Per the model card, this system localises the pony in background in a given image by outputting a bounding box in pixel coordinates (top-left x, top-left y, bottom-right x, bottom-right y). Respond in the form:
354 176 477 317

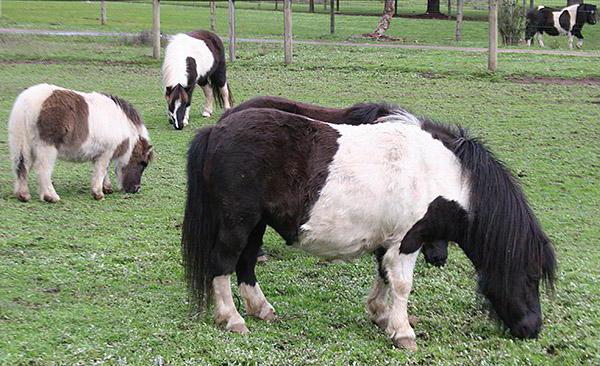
526 4 597 49
220 96 449 267
8 84 153 202
182 106 556 350
162 30 233 130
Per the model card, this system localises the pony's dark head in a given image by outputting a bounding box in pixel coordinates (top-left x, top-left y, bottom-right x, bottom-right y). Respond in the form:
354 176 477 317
442 127 557 339
579 4 597 24
165 84 194 130
116 137 154 193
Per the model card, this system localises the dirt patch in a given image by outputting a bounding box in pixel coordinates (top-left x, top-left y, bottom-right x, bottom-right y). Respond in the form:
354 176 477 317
509 76 600 86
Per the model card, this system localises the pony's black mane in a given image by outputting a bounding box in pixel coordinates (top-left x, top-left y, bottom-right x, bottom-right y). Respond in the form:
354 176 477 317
343 102 399 125
419 118 557 302
102 93 143 126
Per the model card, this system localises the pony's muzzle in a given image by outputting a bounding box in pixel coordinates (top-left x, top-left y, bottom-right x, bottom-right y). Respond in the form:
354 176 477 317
510 314 541 339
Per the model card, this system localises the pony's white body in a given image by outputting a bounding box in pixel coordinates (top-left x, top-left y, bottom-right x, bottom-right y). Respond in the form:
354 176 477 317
8 83 150 202
298 120 469 259
10 84 147 162
162 34 214 88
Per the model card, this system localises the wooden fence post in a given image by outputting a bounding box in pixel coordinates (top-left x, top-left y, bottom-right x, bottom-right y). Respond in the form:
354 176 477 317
447 0 451 19
336 0 340 12
455 0 464 41
210 0 216 31
330 0 335 34
228 0 236 62
309 0 315 13
152 0 160 59
284 0 292 65
100 0 107 25
488 0 498 72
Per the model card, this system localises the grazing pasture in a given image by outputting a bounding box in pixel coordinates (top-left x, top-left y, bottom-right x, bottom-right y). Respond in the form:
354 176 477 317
1 18 600 366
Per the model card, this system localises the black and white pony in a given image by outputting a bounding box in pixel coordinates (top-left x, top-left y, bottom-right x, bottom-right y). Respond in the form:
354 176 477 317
526 4 597 49
162 30 233 130
221 96 449 267
182 107 556 350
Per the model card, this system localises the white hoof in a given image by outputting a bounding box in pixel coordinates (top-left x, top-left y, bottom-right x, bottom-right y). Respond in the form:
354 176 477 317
202 111 212 118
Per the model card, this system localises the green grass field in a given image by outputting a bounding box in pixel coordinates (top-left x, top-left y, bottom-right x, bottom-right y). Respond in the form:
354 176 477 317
2 0 600 50
1 2 600 365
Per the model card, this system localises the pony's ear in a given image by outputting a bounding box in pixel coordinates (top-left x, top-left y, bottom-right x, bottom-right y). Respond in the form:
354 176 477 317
165 87 173 98
146 145 154 161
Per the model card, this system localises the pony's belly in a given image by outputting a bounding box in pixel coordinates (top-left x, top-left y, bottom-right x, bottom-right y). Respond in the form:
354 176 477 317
295 226 383 259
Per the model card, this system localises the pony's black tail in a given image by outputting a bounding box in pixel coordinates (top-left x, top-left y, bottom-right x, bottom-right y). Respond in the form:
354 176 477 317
182 126 217 312
211 83 234 109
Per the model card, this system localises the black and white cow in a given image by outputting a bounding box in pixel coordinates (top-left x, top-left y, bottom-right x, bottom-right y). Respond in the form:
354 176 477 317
525 3 597 49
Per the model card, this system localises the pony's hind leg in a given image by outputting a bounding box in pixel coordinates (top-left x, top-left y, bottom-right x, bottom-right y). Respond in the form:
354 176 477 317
213 274 248 334
211 224 258 334
236 223 276 321
220 83 231 110
200 83 214 117
33 144 59 203
12 149 33 202
383 248 419 351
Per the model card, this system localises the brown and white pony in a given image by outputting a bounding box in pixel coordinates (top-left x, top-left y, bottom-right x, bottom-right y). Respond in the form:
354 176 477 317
220 96 450 267
182 107 556 350
8 84 153 202
162 30 233 130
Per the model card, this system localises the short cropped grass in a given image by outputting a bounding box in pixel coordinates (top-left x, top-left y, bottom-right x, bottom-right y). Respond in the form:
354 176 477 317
0 34 599 365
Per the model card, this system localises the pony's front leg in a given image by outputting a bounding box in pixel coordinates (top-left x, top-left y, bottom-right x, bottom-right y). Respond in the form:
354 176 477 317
367 276 389 329
213 275 249 334
537 32 545 47
102 164 113 194
91 153 111 200
383 248 420 351
201 85 214 117
568 33 574 49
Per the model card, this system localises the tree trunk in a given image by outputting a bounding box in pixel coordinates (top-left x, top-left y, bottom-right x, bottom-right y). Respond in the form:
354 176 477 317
456 0 464 41
427 0 441 14
368 0 395 39
309 0 314 13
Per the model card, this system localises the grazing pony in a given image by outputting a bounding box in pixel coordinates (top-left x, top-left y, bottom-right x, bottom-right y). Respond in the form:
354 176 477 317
220 96 449 267
182 108 556 350
526 4 597 49
8 84 153 202
162 30 233 130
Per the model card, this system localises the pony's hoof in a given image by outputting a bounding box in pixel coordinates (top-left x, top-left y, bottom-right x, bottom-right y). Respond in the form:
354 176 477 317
42 194 60 203
393 337 417 351
103 186 113 194
257 306 276 321
16 192 31 202
92 192 105 201
202 111 212 118
228 322 249 334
